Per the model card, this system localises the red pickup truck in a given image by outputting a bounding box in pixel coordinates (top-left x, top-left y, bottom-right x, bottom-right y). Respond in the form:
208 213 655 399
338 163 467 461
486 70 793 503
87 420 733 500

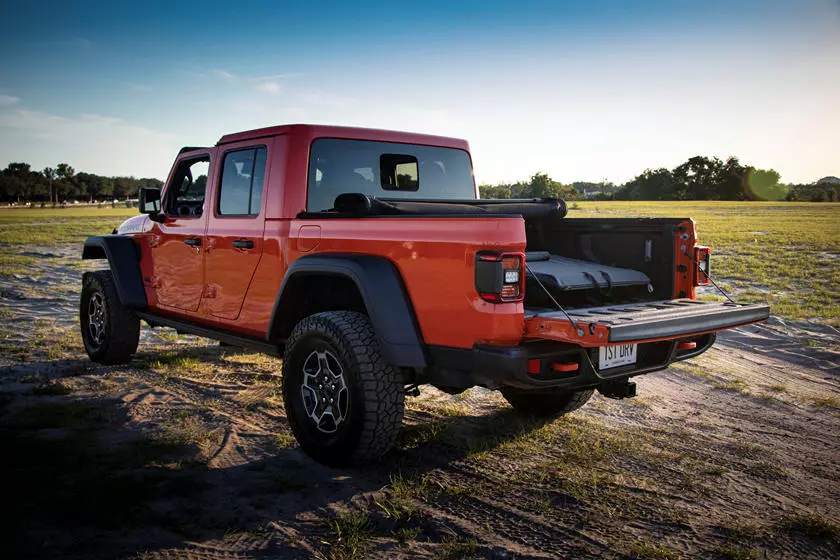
80 124 769 466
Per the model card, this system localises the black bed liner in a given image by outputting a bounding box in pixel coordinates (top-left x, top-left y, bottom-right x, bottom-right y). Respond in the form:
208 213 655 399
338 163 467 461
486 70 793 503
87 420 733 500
529 299 770 343
525 251 652 292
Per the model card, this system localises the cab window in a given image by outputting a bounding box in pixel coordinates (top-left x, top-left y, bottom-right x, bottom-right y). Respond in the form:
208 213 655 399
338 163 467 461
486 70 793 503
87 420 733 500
217 147 267 216
166 157 210 218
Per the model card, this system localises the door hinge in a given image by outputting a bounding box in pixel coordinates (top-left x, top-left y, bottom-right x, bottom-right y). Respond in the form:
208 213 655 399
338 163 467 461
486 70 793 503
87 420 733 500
205 237 216 252
204 284 218 299
149 276 162 288
148 235 161 248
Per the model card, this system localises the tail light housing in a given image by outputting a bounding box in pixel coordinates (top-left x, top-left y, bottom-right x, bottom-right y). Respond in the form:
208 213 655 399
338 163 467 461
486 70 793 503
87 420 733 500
475 251 525 303
694 246 711 286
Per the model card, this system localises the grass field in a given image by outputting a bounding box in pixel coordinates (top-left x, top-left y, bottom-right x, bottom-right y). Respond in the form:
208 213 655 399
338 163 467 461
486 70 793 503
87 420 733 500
571 202 839 325
1 202 838 324
1 203 837 558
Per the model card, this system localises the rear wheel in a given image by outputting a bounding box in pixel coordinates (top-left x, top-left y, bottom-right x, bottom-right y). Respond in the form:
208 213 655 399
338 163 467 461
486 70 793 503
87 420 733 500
501 387 594 417
282 311 405 467
80 270 140 365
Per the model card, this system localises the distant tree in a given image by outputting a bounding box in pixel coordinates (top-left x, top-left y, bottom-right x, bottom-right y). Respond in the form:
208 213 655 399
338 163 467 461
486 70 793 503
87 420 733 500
617 168 676 200
673 156 722 199
53 163 76 204
75 172 114 202
520 172 575 199
1 163 35 202
746 168 787 200
43 167 55 205
55 163 74 181
479 184 511 199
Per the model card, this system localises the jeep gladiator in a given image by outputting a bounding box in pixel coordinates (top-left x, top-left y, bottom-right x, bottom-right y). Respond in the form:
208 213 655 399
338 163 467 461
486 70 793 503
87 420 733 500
80 124 770 466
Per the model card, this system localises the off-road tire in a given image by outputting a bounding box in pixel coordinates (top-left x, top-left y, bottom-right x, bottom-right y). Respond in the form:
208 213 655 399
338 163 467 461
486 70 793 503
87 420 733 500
282 311 405 467
80 270 140 365
501 387 594 417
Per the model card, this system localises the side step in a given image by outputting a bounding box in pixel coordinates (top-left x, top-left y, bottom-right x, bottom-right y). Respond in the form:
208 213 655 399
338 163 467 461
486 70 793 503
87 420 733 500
136 312 282 356
525 299 770 347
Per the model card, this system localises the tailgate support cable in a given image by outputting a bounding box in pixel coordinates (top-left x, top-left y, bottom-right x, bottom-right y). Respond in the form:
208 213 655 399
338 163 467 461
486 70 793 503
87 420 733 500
682 250 737 304
525 263 584 337
526 262 601 373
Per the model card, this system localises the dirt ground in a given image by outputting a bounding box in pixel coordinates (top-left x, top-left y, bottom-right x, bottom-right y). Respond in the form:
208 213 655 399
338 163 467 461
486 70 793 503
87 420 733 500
1 248 838 559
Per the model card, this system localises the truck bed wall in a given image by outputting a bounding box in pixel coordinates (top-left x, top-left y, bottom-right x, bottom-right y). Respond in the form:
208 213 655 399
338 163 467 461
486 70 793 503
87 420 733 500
524 217 687 304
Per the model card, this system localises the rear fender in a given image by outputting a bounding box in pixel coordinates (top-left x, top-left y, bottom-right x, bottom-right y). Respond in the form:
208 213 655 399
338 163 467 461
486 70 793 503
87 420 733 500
268 253 426 368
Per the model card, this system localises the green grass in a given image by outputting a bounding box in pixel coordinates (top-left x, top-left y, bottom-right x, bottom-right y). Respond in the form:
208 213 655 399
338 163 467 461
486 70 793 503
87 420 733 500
318 510 372 560
714 377 749 393
273 433 297 449
716 543 759 560
432 536 478 560
629 540 681 559
0 206 136 246
777 513 839 539
810 396 840 411
573 201 840 325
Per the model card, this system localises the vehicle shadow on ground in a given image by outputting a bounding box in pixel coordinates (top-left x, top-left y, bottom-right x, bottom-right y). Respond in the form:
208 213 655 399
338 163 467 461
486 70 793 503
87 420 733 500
0 363 552 559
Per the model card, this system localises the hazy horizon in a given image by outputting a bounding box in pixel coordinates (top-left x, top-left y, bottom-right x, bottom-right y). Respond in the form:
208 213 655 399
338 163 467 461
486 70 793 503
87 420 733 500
1 0 838 185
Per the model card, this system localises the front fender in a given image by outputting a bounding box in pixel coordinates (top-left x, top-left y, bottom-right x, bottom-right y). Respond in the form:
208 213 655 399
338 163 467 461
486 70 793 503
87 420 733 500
82 235 147 310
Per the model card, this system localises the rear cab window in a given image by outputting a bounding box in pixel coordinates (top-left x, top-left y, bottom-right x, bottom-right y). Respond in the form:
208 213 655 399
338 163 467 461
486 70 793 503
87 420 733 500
306 139 474 212
217 147 267 216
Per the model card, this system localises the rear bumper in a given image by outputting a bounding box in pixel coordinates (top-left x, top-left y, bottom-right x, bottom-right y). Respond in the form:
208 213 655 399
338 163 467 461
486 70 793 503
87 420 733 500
426 333 716 391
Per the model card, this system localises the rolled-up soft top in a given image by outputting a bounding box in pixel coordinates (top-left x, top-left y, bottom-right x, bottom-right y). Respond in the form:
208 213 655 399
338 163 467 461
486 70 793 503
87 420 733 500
329 193 567 219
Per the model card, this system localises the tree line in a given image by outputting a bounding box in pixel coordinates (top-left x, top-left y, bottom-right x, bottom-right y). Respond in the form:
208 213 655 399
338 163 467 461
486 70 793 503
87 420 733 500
2 155 836 205
1 162 163 204
479 156 838 202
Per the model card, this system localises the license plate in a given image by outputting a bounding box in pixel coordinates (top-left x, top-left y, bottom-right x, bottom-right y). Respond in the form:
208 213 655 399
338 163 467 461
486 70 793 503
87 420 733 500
599 344 637 369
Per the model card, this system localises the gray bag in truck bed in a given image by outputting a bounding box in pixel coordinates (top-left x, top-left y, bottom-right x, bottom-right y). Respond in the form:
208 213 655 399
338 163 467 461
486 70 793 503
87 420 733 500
525 251 652 292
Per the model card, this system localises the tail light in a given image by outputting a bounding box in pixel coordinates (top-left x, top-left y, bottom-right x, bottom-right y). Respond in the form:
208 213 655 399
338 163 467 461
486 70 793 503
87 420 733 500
475 251 525 303
694 246 711 286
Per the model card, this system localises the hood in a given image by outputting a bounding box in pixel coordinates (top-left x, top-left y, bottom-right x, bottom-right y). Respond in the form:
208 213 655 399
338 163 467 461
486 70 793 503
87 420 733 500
116 214 151 235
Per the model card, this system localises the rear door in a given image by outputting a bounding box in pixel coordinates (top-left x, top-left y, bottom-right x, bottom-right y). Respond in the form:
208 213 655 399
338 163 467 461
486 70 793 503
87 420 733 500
151 152 213 312
204 140 270 320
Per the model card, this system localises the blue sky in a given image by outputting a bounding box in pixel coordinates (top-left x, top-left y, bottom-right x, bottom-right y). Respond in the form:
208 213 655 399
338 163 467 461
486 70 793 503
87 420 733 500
1 0 838 184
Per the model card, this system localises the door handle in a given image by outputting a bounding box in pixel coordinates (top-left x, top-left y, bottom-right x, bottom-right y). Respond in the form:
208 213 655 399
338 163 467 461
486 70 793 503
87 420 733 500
184 238 202 247
232 239 255 250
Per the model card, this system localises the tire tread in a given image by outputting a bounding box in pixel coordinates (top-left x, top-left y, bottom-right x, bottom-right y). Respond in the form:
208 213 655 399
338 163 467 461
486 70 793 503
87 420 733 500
81 270 140 365
283 311 404 465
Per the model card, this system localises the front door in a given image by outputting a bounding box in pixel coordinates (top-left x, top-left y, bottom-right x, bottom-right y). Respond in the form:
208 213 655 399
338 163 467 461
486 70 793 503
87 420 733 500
152 154 212 312
204 143 269 319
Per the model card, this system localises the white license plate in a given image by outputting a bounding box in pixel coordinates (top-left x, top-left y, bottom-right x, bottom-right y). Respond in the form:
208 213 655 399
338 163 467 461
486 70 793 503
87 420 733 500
599 344 637 369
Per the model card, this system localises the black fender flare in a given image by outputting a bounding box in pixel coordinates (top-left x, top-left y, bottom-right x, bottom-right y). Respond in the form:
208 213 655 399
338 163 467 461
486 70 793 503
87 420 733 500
268 253 427 368
82 235 147 310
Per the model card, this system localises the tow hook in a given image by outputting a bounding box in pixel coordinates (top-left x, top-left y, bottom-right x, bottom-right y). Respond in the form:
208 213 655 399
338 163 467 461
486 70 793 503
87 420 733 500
598 380 637 399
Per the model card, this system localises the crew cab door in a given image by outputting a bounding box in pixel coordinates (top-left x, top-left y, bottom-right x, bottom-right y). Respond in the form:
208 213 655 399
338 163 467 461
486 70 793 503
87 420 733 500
203 142 270 320
150 152 214 312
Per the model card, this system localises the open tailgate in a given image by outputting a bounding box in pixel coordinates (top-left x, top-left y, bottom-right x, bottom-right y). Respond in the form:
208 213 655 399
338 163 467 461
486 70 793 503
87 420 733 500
524 299 770 347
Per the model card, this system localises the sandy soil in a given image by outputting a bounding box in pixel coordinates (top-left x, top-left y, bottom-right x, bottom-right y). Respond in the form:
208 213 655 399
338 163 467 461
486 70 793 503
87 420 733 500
0 249 838 559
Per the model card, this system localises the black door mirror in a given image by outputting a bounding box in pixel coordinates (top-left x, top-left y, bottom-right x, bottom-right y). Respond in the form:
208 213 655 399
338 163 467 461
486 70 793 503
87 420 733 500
138 187 166 223
139 187 161 214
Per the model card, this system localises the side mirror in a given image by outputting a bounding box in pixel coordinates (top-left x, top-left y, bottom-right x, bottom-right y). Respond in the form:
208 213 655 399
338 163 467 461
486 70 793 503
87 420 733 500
138 187 165 222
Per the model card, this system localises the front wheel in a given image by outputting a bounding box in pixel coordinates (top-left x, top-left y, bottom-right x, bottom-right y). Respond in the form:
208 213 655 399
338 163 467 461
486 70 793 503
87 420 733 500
501 387 594 417
282 311 405 467
80 270 140 365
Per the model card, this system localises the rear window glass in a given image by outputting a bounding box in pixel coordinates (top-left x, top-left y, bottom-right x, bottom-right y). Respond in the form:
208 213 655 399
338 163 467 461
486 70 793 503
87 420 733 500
307 138 474 211
218 147 267 216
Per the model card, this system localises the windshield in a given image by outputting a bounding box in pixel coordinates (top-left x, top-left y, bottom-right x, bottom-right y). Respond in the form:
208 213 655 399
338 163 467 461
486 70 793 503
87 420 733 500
307 138 475 211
